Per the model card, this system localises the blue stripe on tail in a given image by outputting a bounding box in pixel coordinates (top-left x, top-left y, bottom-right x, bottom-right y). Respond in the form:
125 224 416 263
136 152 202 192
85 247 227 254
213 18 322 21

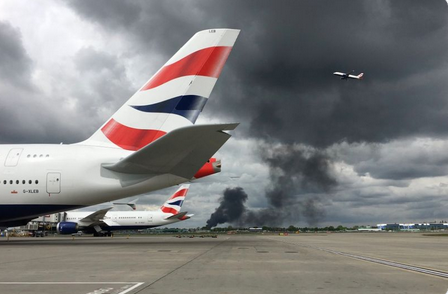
168 200 184 207
131 95 207 123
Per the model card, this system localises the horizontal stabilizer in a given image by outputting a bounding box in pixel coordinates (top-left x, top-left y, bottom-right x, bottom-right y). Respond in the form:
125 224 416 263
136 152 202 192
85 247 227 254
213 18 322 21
79 207 114 223
165 211 188 220
103 123 238 179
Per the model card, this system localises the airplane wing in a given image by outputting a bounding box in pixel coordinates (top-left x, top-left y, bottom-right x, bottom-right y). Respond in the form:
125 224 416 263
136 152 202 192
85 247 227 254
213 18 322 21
79 207 113 223
103 123 238 179
333 72 346 77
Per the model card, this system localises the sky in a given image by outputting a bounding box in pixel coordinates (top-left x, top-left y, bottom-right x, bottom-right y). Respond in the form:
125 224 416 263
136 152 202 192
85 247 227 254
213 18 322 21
1 0 448 228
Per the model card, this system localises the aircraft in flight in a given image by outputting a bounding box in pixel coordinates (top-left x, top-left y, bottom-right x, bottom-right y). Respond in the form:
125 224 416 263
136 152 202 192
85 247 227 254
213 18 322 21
0 28 240 228
333 71 364 80
57 185 193 236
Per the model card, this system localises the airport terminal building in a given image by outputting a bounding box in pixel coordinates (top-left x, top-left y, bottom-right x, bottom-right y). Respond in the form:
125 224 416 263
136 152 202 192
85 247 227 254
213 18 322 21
377 223 448 231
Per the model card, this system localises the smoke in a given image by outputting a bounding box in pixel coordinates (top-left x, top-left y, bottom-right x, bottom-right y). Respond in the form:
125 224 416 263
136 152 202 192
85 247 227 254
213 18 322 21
206 187 248 229
206 143 336 228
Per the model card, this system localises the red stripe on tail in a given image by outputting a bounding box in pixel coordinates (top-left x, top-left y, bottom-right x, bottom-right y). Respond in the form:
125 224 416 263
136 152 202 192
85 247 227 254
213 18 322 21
141 46 232 90
169 188 188 200
161 207 179 214
101 119 166 151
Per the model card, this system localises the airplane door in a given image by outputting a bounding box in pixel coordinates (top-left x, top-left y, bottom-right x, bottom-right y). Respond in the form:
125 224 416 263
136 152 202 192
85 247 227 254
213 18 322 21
148 215 153 223
46 172 61 194
5 148 23 167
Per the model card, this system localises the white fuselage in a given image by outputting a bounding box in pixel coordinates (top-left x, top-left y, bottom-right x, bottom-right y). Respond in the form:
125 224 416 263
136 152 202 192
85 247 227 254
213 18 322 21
66 210 181 230
0 144 187 224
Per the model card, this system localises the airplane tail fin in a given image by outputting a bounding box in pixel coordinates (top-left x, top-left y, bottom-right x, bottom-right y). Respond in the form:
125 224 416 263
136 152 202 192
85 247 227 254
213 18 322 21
357 73 364 80
160 184 190 215
80 29 240 151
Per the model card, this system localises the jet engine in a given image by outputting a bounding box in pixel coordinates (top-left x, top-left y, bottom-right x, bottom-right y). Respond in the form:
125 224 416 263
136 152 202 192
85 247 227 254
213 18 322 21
56 222 79 235
193 158 221 179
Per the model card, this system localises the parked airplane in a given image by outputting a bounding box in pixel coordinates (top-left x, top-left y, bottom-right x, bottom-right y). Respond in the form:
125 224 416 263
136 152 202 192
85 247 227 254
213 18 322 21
333 71 364 80
0 28 240 228
57 185 193 236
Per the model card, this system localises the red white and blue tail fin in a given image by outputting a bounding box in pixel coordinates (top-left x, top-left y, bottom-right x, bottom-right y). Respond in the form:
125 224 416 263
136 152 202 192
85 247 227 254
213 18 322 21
160 184 189 215
81 29 240 150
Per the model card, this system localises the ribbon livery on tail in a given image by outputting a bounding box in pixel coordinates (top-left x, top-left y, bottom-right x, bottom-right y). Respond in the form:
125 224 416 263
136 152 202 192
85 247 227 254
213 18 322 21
85 29 240 151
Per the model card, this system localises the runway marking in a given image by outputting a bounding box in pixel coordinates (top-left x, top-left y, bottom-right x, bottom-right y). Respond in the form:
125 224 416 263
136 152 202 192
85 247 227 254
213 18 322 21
0 282 145 294
117 282 145 294
266 236 448 280
318 247 448 279
0 282 143 285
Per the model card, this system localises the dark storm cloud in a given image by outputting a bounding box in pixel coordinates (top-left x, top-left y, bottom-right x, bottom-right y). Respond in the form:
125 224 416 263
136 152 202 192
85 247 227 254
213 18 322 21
72 47 134 125
65 0 141 30
0 21 33 87
66 0 211 59
66 0 448 147
330 140 448 180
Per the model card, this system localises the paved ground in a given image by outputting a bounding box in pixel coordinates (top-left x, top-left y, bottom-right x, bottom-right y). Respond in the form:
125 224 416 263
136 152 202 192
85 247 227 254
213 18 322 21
0 233 447 294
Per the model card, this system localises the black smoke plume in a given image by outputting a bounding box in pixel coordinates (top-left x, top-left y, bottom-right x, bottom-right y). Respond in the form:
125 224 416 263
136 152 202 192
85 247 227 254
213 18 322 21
206 187 248 229
206 143 336 228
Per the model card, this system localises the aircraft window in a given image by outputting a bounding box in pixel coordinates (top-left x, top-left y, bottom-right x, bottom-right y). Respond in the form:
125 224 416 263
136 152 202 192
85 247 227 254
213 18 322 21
46 154 49 157
27 155 30 158
16 180 19 184
39 154 43 158
33 155 37 158
9 180 12 184
22 180 25 184
35 180 38 184
28 180 32 184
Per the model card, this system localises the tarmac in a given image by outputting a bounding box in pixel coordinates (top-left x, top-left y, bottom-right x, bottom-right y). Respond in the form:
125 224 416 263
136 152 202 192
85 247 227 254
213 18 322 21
0 233 447 294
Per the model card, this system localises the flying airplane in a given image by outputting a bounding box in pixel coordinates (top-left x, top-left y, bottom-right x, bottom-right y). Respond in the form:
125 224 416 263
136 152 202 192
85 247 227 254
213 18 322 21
0 28 240 228
56 185 193 236
333 71 364 80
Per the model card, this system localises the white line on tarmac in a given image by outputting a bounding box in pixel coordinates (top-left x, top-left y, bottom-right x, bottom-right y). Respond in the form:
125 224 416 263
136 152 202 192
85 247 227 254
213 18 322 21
0 282 143 285
118 282 145 294
0 281 145 294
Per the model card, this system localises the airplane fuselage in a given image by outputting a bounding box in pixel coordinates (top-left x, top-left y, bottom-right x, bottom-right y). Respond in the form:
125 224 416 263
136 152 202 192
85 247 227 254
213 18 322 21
0 144 187 224
65 210 182 233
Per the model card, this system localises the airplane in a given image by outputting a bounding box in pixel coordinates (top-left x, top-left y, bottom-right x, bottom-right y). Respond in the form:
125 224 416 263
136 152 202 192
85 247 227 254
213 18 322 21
0 28 240 228
56 184 193 236
333 71 364 80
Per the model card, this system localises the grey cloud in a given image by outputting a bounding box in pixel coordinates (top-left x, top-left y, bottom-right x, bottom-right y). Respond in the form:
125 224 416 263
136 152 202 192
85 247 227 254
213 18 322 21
65 0 141 30
0 21 33 88
332 139 448 180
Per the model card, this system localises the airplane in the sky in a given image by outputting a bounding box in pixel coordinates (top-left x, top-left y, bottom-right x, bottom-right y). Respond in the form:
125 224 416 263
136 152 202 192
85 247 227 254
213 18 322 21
333 71 364 80
0 28 240 228
56 185 193 236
